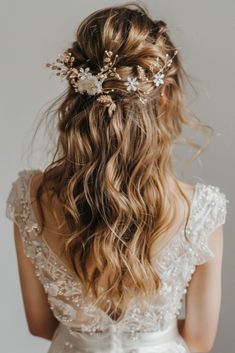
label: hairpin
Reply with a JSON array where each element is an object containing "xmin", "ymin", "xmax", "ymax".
[
  {"xmin": 46, "ymin": 48, "xmax": 178, "ymax": 106},
  {"xmin": 96, "ymin": 94, "xmax": 117, "ymax": 117}
]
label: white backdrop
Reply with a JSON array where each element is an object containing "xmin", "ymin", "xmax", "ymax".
[{"xmin": 1, "ymin": 1, "xmax": 234, "ymax": 352}]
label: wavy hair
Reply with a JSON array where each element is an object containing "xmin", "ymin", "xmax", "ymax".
[{"xmin": 33, "ymin": 2, "xmax": 212, "ymax": 321}]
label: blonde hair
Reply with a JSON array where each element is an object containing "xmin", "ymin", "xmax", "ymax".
[{"xmin": 33, "ymin": 2, "xmax": 211, "ymax": 321}]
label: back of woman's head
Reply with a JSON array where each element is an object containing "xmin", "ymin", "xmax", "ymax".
[{"xmin": 35, "ymin": 2, "xmax": 211, "ymax": 320}]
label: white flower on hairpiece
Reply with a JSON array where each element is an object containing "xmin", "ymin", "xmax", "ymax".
[
  {"xmin": 78, "ymin": 67, "xmax": 93, "ymax": 80},
  {"xmin": 74, "ymin": 75, "xmax": 103, "ymax": 95},
  {"xmin": 124, "ymin": 76, "xmax": 139, "ymax": 92},
  {"xmin": 46, "ymin": 49, "xmax": 178, "ymax": 104},
  {"xmin": 153, "ymin": 72, "xmax": 165, "ymax": 87}
]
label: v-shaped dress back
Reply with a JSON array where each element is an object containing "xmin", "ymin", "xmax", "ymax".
[{"xmin": 5, "ymin": 169, "xmax": 228, "ymax": 353}]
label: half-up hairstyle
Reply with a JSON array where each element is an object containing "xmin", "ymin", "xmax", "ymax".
[{"xmin": 33, "ymin": 2, "xmax": 211, "ymax": 321}]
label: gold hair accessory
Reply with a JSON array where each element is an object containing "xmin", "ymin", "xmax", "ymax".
[
  {"xmin": 46, "ymin": 49, "xmax": 178, "ymax": 105},
  {"xmin": 96, "ymin": 94, "xmax": 117, "ymax": 117}
]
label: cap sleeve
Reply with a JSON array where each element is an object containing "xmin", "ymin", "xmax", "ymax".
[
  {"xmin": 188, "ymin": 184, "xmax": 229, "ymax": 265},
  {"xmin": 5, "ymin": 169, "xmax": 42, "ymax": 236},
  {"xmin": 5, "ymin": 171, "xmax": 26, "ymax": 233}
]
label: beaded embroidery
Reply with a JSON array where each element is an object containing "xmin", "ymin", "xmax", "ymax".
[{"xmin": 5, "ymin": 169, "xmax": 228, "ymax": 341}]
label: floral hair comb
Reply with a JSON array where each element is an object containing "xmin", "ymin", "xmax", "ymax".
[{"xmin": 46, "ymin": 48, "xmax": 178, "ymax": 115}]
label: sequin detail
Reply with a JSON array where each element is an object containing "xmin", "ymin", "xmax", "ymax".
[{"xmin": 5, "ymin": 169, "xmax": 229, "ymax": 342}]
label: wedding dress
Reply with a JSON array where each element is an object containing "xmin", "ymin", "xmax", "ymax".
[{"xmin": 5, "ymin": 169, "xmax": 228, "ymax": 353}]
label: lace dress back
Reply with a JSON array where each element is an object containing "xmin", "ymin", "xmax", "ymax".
[{"xmin": 5, "ymin": 169, "xmax": 228, "ymax": 353}]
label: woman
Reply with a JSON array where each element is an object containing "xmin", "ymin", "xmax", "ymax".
[{"xmin": 5, "ymin": 3, "xmax": 228, "ymax": 353}]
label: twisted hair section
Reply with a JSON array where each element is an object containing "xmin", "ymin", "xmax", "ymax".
[{"xmin": 34, "ymin": 2, "xmax": 212, "ymax": 320}]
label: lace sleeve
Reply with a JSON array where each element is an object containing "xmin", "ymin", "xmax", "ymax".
[
  {"xmin": 5, "ymin": 169, "xmax": 41, "ymax": 236},
  {"xmin": 5, "ymin": 173, "xmax": 25, "ymax": 233},
  {"xmin": 193, "ymin": 185, "xmax": 229, "ymax": 265}
]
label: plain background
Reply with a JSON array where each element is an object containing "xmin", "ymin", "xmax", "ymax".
[{"xmin": 1, "ymin": 0, "xmax": 234, "ymax": 352}]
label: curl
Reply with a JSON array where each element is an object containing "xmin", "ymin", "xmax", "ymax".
[{"xmin": 33, "ymin": 2, "xmax": 212, "ymax": 321}]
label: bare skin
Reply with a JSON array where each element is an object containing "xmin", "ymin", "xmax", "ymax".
[{"xmin": 12, "ymin": 172, "xmax": 224, "ymax": 351}]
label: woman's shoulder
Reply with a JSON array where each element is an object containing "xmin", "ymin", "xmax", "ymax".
[
  {"xmin": 180, "ymin": 180, "xmax": 229, "ymax": 265},
  {"xmin": 176, "ymin": 179, "xmax": 229, "ymax": 233},
  {"xmin": 176, "ymin": 179, "xmax": 196, "ymax": 202},
  {"xmin": 7, "ymin": 169, "xmax": 43, "ymax": 192},
  {"xmin": 5, "ymin": 169, "xmax": 43, "ymax": 232},
  {"xmin": 184, "ymin": 180, "xmax": 228, "ymax": 235},
  {"xmin": 177, "ymin": 178, "xmax": 228, "ymax": 206},
  {"xmin": 6, "ymin": 169, "xmax": 42, "ymax": 207}
]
